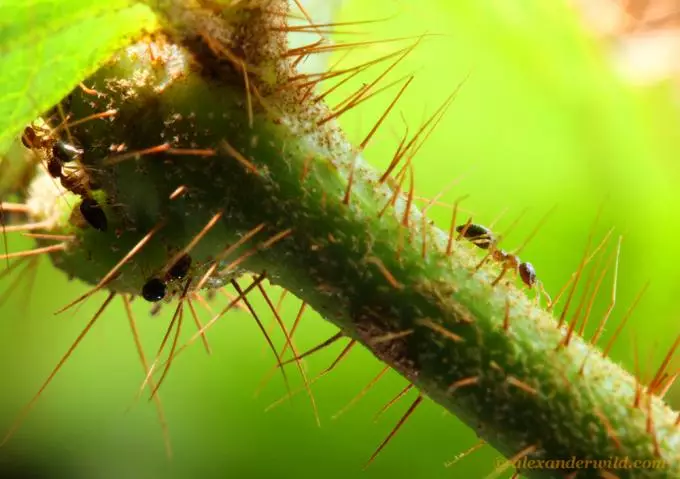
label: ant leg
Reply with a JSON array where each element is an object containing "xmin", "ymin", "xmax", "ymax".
[
  {"xmin": 491, "ymin": 263, "xmax": 509, "ymax": 287},
  {"xmin": 538, "ymin": 280, "xmax": 552, "ymax": 306}
]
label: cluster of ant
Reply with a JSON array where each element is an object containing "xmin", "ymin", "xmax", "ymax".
[
  {"xmin": 20, "ymin": 122, "xmax": 187, "ymax": 305},
  {"xmin": 20, "ymin": 123, "xmax": 108, "ymax": 232},
  {"xmin": 455, "ymin": 222, "xmax": 539, "ymax": 290},
  {"xmin": 142, "ymin": 253, "xmax": 193, "ymax": 304},
  {"xmin": 19, "ymin": 122, "xmax": 214, "ymax": 310}
]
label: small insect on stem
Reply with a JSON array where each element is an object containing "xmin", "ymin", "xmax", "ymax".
[
  {"xmin": 457, "ymin": 223, "xmax": 539, "ymax": 290},
  {"xmin": 22, "ymin": 124, "xmax": 109, "ymax": 233},
  {"xmin": 141, "ymin": 254, "xmax": 193, "ymax": 303}
]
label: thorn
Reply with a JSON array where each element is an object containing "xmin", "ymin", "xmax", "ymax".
[
  {"xmin": 0, "ymin": 243, "xmax": 65, "ymax": 260},
  {"xmin": 278, "ymin": 331, "xmax": 344, "ymax": 367},
  {"xmin": 503, "ymin": 299, "xmax": 511, "ymax": 331},
  {"xmin": 590, "ymin": 236, "xmax": 622, "ymax": 344},
  {"xmin": 363, "ymin": 395, "xmax": 423, "ymax": 469},
  {"xmin": 506, "ymin": 376, "xmax": 537, "ymax": 395},
  {"xmin": 169, "ymin": 185, "xmax": 187, "ymax": 200},
  {"xmin": 602, "ymin": 281, "xmax": 650, "ymax": 357},
  {"xmin": 446, "ymin": 195, "xmax": 469, "ymax": 256},
  {"xmin": 365, "ymin": 256, "xmax": 404, "ymax": 289},
  {"xmin": 195, "ymin": 223, "xmax": 265, "ymax": 290},
  {"xmin": 149, "ymin": 281, "xmax": 192, "ymax": 400},
  {"xmin": 122, "ymin": 295, "xmax": 172, "ymax": 458},
  {"xmin": 0, "ymin": 292, "xmax": 115, "ymax": 447},
  {"xmin": 444, "ymin": 440, "xmax": 486, "ymax": 468},
  {"xmin": 163, "ymin": 274, "xmax": 268, "ymax": 368},
  {"xmin": 220, "ymin": 140, "xmax": 259, "ymax": 175},
  {"xmin": 161, "ymin": 212, "xmax": 223, "ymax": 278},
  {"xmin": 632, "ymin": 334, "xmax": 643, "ymax": 408},
  {"xmin": 232, "ymin": 280, "xmax": 290, "ymax": 396},
  {"xmin": 648, "ymin": 334, "xmax": 680, "ymax": 395},
  {"xmin": 333, "ymin": 366, "xmax": 390, "ymax": 420},
  {"xmin": 578, "ymin": 237, "xmax": 620, "ymax": 337},
  {"xmin": 54, "ymin": 221, "xmax": 165, "ymax": 315},
  {"xmin": 373, "ymin": 384, "xmax": 413, "ymax": 422},
  {"xmin": 358, "ymin": 76, "xmax": 414, "ymax": 152},
  {"xmin": 370, "ymin": 330, "xmax": 413, "ymax": 345},
  {"xmin": 485, "ymin": 445, "xmax": 537, "ymax": 479},
  {"xmin": 645, "ymin": 394, "xmax": 661, "ymax": 457},
  {"xmin": 416, "ymin": 317, "xmax": 464, "ymax": 342},
  {"xmin": 447, "ymin": 376, "xmax": 479, "ymax": 394},
  {"xmin": 549, "ymin": 226, "xmax": 613, "ymax": 313},
  {"xmin": 319, "ymin": 37, "xmax": 424, "ymax": 126}
]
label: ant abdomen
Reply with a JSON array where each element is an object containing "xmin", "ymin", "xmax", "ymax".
[
  {"xmin": 51, "ymin": 141, "xmax": 83, "ymax": 164},
  {"xmin": 519, "ymin": 262, "xmax": 537, "ymax": 288},
  {"xmin": 142, "ymin": 278, "xmax": 167, "ymax": 303},
  {"xmin": 79, "ymin": 198, "xmax": 108, "ymax": 232}
]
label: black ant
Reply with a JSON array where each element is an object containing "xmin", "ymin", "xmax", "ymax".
[
  {"xmin": 457, "ymin": 222, "xmax": 539, "ymax": 289},
  {"xmin": 141, "ymin": 254, "xmax": 193, "ymax": 303},
  {"xmin": 21, "ymin": 124, "xmax": 107, "ymax": 232}
]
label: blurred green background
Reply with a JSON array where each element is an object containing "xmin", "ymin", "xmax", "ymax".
[{"xmin": 1, "ymin": 0, "xmax": 679, "ymax": 478}]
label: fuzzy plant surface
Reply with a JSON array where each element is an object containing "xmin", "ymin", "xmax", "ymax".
[{"xmin": 1, "ymin": 1, "xmax": 679, "ymax": 478}]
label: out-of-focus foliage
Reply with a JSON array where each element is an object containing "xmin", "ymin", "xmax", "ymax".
[
  {"xmin": 0, "ymin": 0, "xmax": 156, "ymax": 152},
  {"xmin": 0, "ymin": 1, "xmax": 678, "ymax": 478}
]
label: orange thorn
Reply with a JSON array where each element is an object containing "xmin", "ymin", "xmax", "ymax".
[
  {"xmin": 220, "ymin": 140, "xmax": 259, "ymax": 175},
  {"xmin": 187, "ymin": 299, "xmax": 211, "ymax": 355},
  {"xmin": 444, "ymin": 440, "xmax": 486, "ymax": 468},
  {"xmin": 373, "ymin": 384, "xmax": 413, "ymax": 422},
  {"xmin": 506, "ymin": 376, "xmax": 537, "ymax": 395},
  {"xmin": 122, "ymin": 295, "xmax": 172, "ymax": 458},
  {"xmin": 485, "ymin": 445, "xmax": 537, "ymax": 479},
  {"xmin": 232, "ymin": 280, "xmax": 291, "ymax": 397},
  {"xmin": 447, "ymin": 376, "xmax": 479, "ymax": 394},
  {"xmin": 161, "ymin": 212, "xmax": 223, "ymax": 277},
  {"xmin": 363, "ymin": 395, "xmax": 423, "ymax": 469},
  {"xmin": 279, "ymin": 331, "xmax": 344, "ymax": 367},
  {"xmin": 417, "ymin": 317, "xmax": 464, "ymax": 342},
  {"xmin": 169, "ymin": 185, "xmax": 188, "ymax": 200},
  {"xmin": 648, "ymin": 334, "xmax": 680, "ymax": 394},
  {"xmin": 54, "ymin": 221, "xmax": 166, "ymax": 315},
  {"xmin": 0, "ymin": 292, "xmax": 115, "ymax": 447},
  {"xmin": 590, "ymin": 236, "xmax": 622, "ymax": 344},
  {"xmin": 602, "ymin": 281, "xmax": 650, "ymax": 357},
  {"xmin": 365, "ymin": 256, "xmax": 404, "ymax": 289},
  {"xmin": 333, "ymin": 366, "xmax": 390, "ymax": 420}
]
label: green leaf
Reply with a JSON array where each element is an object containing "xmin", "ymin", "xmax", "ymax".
[{"xmin": 0, "ymin": 0, "xmax": 157, "ymax": 152}]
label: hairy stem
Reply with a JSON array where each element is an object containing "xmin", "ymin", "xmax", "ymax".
[{"xmin": 17, "ymin": 1, "xmax": 680, "ymax": 477}]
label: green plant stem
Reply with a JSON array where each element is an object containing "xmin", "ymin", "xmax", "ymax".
[{"xmin": 19, "ymin": 1, "xmax": 680, "ymax": 477}]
